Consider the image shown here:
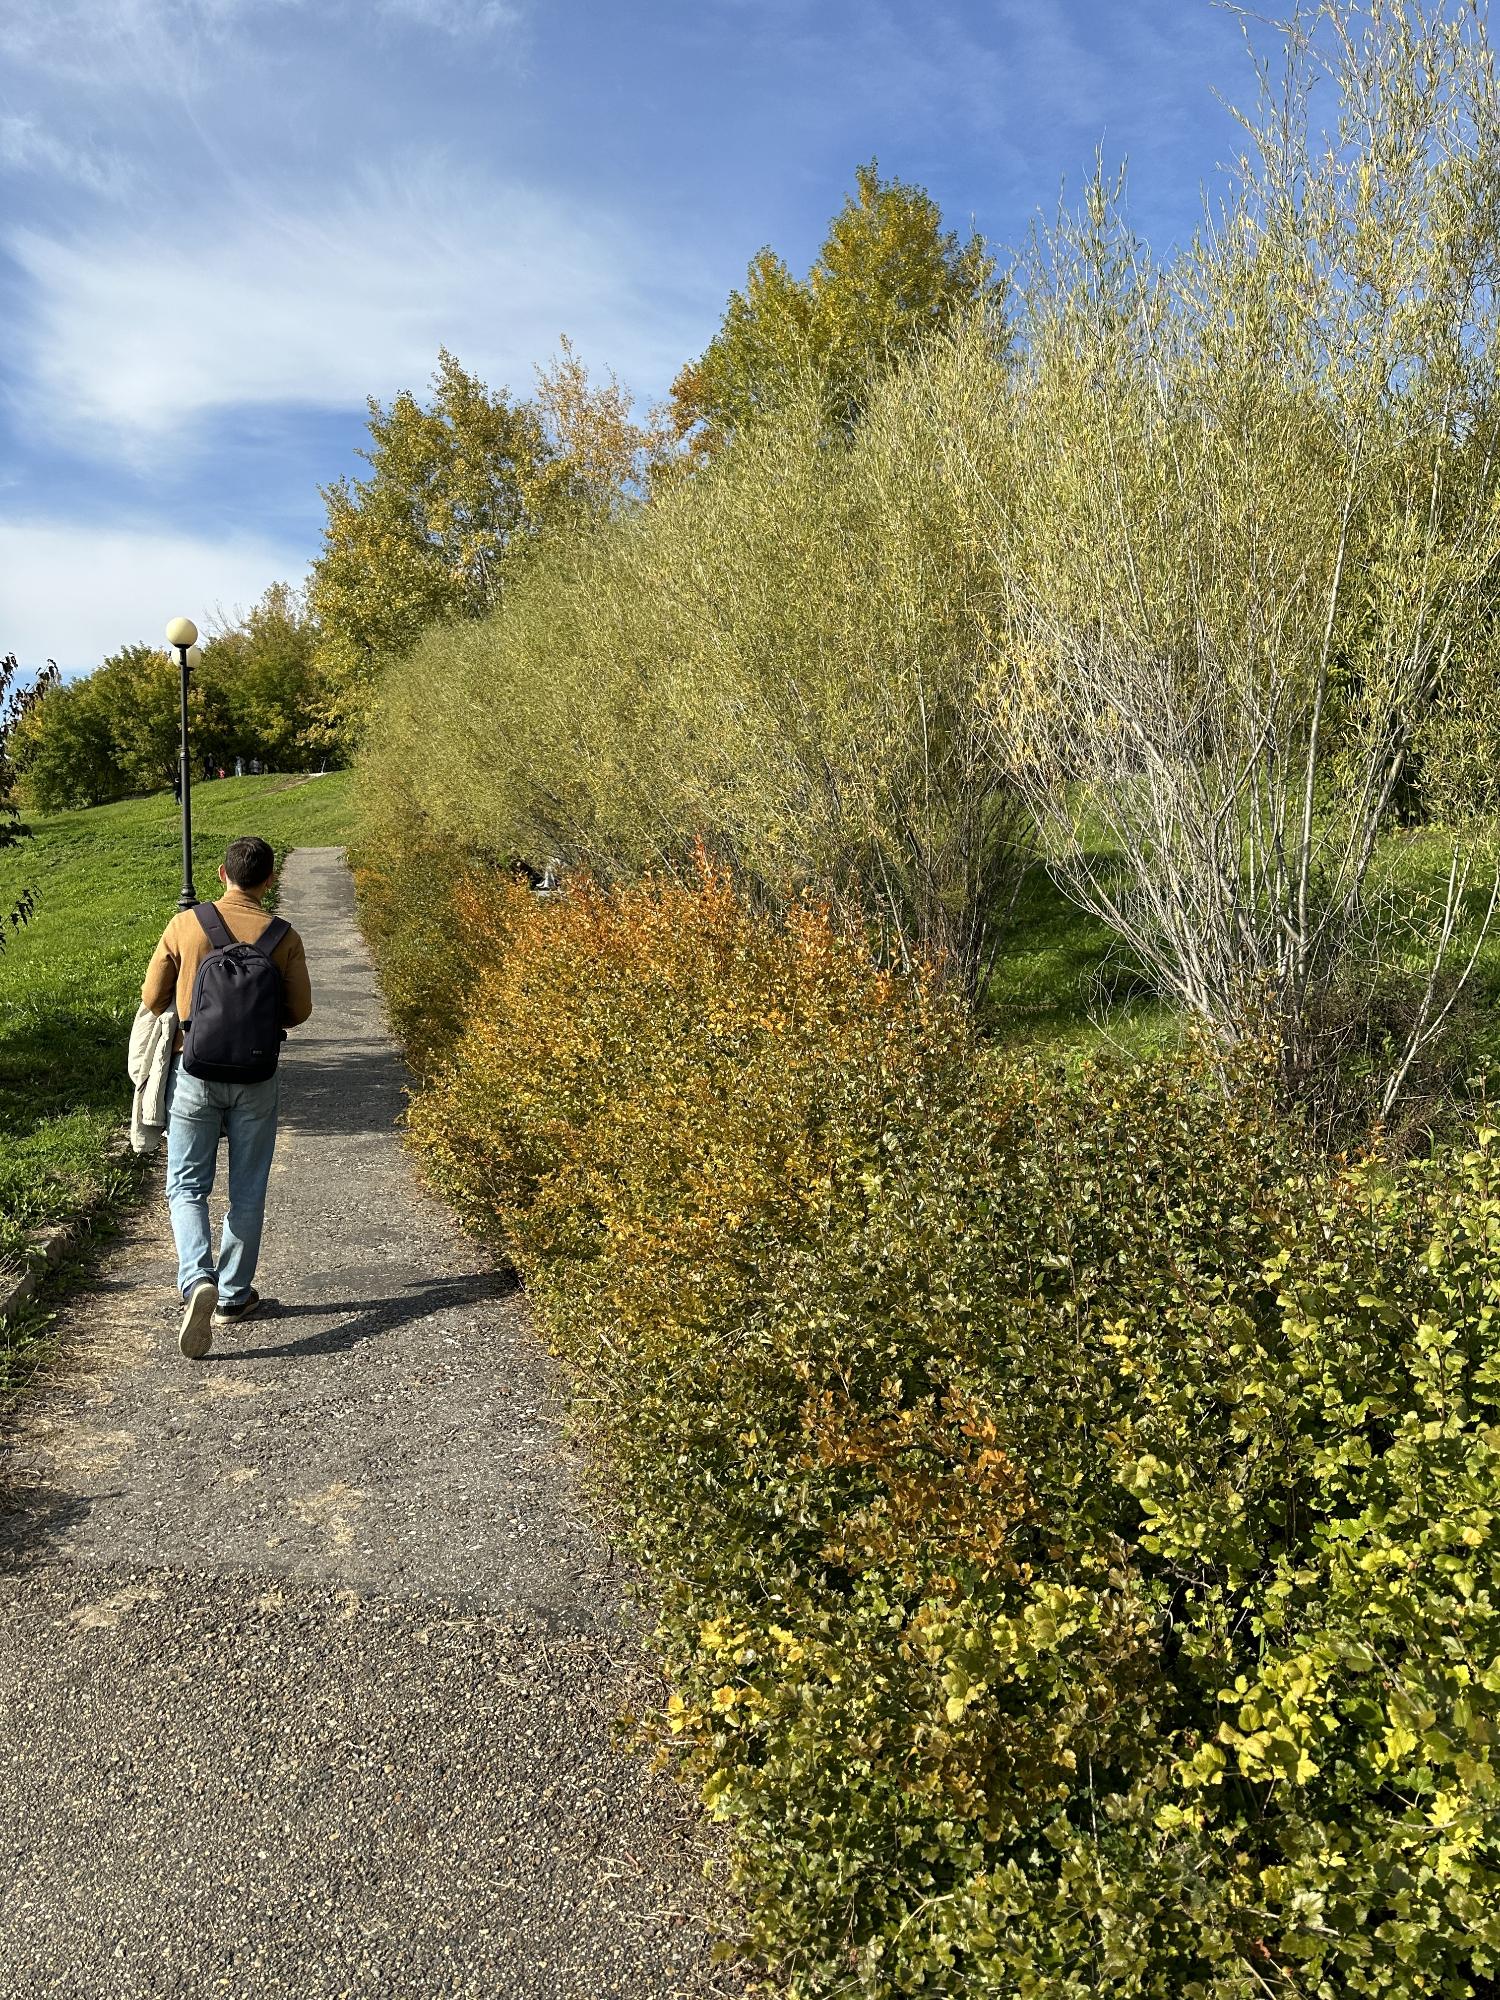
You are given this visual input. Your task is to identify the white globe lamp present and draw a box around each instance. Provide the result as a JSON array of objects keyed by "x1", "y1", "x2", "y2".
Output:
[{"x1": 166, "y1": 616, "x2": 200, "y2": 909}]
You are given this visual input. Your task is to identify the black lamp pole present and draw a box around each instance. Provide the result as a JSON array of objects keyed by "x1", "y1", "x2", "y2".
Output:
[
  {"x1": 176, "y1": 643, "x2": 195, "y2": 911},
  {"x1": 166, "y1": 616, "x2": 199, "y2": 911}
]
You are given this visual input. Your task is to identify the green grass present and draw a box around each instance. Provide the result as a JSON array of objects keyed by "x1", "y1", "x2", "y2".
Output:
[
  {"x1": 0, "y1": 772, "x2": 355, "y2": 1277},
  {"x1": 980, "y1": 862, "x2": 1177, "y2": 1057},
  {"x1": 981, "y1": 828, "x2": 1500, "y2": 1076}
]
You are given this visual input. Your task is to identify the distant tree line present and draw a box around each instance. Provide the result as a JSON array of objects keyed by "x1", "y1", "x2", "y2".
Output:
[{"x1": 12, "y1": 583, "x2": 334, "y2": 812}]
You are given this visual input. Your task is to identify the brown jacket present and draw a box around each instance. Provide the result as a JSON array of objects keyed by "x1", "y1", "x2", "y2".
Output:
[{"x1": 142, "y1": 888, "x2": 313, "y2": 1045}]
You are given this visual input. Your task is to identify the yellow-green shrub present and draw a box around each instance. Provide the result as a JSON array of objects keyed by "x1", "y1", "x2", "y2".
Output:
[
  {"x1": 349, "y1": 755, "x2": 506, "y2": 1073},
  {"x1": 404, "y1": 867, "x2": 1500, "y2": 1998},
  {"x1": 359, "y1": 348, "x2": 1024, "y2": 992}
]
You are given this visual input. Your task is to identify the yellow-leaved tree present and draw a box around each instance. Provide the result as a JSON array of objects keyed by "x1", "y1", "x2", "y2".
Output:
[
  {"x1": 311, "y1": 343, "x2": 654, "y2": 746},
  {"x1": 668, "y1": 160, "x2": 1005, "y2": 458}
]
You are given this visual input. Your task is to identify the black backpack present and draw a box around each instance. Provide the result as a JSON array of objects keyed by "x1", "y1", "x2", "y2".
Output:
[{"x1": 182, "y1": 903, "x2": 290, "y2": 1085}]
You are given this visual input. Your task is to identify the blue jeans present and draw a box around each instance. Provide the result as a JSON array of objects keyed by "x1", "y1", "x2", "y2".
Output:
[{"x1": 164, "y1": 1058, "x2": 280, "y2": 1308}]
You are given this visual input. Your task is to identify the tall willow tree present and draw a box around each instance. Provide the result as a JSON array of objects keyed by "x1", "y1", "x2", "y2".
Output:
[
  {"x1": 965, "y1": 0, "x2": 1500, "y2": 1107},
  {"x1": 363, "y1": 359, "x2": 1028, "y2": 993}
]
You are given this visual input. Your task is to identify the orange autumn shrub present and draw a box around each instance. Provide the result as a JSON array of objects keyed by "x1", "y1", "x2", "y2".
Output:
[{"x1": 410, "y1": 843, "x2": 968, "y2": 1298}]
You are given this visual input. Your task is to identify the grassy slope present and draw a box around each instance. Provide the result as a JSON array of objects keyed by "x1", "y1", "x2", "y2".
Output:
[
  {"x1": 982, "y1": 827, "x2": 1500, "y2": 1070},
  {"x1": 0, "y1": 772, "x2": 354, "y2": 1271},
  {"x1": 980, "y1": 862, "x2": 1176, "y2": 1056}
]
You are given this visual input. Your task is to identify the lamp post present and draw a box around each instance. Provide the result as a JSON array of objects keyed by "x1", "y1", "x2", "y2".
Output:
[{"x1": 165, "y1": 616, "x2": 200, "y2": 911}]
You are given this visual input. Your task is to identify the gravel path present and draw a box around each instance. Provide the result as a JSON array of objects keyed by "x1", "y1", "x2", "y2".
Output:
[{"x1": 0, "y1": 848, "x2": 740, "y2": 2000}]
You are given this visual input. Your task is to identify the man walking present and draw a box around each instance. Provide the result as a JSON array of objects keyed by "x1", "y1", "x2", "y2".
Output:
[{"x1": 141, "y1": 836, "x2": 313, "y2": 1356}]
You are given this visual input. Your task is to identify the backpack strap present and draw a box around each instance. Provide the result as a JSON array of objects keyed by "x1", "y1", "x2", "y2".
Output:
[
  {"x1": 251, "y1": 916, "x2": 291, "y2": 962},
  {"x1": 192, "y1": 904, "x2": 289, "y2": 962},
  {"x1": 193, "y1": 902, "x2": 235, "y2": 951}
]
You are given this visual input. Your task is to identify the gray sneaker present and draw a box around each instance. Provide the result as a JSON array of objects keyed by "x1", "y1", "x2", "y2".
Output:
[{"x1": 178, "y1": 1280, "x2": 218, "y2": 1358}]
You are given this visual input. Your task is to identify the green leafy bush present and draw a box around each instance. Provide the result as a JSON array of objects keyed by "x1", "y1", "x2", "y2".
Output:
[{"x1": 396, "y1": 861, "x2": 1500, "y2": 1997}]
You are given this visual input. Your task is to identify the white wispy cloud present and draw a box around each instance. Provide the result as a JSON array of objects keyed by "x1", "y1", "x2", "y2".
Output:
[
  {"x1": 0, "y1": 116, "x2": 130, "y2": 197},
  {"x1": 0, "y1": 0, "x2": 521, "y2": 92},
  {"x1": 0, "y1": 518, "x2": 308, "y2": 673},
  {"x1": 7, "y1": 153, "x2": 706, "y2": 449},
  {"x1": 375, "y1": 0, "x2": 524, "y2": 35},
  {"x1": 0, "y1": 0, "x2": 268, "y2": 93}
]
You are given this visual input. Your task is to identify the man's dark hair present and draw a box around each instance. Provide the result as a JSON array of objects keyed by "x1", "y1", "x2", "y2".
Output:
[{"x1": 224, "y1": 835, "x2": 275, "y2": 889}]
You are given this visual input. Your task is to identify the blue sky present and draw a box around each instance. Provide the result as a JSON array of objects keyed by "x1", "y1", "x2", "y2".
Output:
[{"x1": 0, "y1": 0, "x2": 1251, "y2": 673}]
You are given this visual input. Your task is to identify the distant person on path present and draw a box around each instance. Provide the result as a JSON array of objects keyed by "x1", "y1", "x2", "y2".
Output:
[{"x1": 140, "y1": 835, "x2": 313, "y2": 1357}]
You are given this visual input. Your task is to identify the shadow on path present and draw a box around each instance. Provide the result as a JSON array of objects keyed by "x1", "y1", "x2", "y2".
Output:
[
  {"x1": 205, "y1": 1272, "x2": 518, "y2": 1362},
  {"x1": 0, "y1": 1481, "x2": 111, "y2": 1572},
  {"x1": 275, "y1": 1045, "x2": 410, "y2": 1140}
]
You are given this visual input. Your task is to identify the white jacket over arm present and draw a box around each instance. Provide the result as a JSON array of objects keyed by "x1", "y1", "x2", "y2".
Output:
[{"x1": 128, "y1": 1004, "x2": 177, "y2": 1154}]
